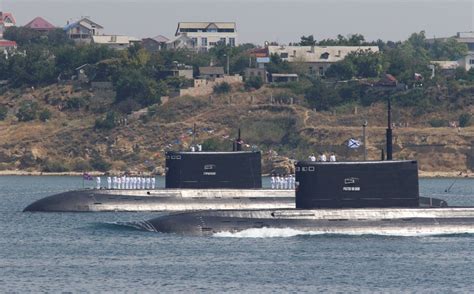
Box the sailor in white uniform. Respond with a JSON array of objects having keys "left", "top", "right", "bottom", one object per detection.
[
  {"left": 146, "top": 177, "right": 151, "bottom": 189},
  {"left": 329, "top": 154, "right": 336, "bottom": 162},
  {"left": 151, "top": 177, "right": 156, "bottom": 189},
  {"left": 271, "top": 175, "right": 276, "bottom": 189},
  {"left": 113, "top": 176, "right": 117, "bottom": 189},
  {"left": 96, "top": 176, "right": 101, "bottom": 189},
  {"left": 320, "top": 153, "right": 327, "bottom": 162},
  {"left": 289, "top": 175, "right": 295, "bottom": 189},
  {"left": 107, "top": 176, "right": 112, "bottom": 189}
]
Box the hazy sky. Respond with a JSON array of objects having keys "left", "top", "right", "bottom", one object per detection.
[{"left": 2, "top": 0, "right": 473, "bottom": 44}]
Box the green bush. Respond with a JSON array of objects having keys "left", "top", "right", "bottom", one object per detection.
[
  {"left": 428, "top": 119, "right": 447, "bottom": 128},
  {"left": 91, "top": 156, "right": 111, "bottom": 172},
  {"left": 459, "top": 113, "right": 472, "bottom": 127},
  {"left": 201, "top": 138, "right": 225, "bottom": 151},
  {"left": 0, "top": 105, "right": 8, "bottom": 120},
  {"left": 213, "top": 82, "right": 231, "bottom": 94},
  {"left": 16, "top": 101, "right": 39, "bottom": 121},
  {"left": 94, "top": 111, "right": 117, "bottom": 130},
  {"left": 65, "top": 96, "right": 87, "bottom": 110},
  {"left": 42, "top": 159, "right": 70, "bottom": 172},
  {"left": 72, "top": 159, "right": 92, "bottom": 172},
  {"left": 244, "top": 76, "right": 263, "bottom": 90},
  {"left": 39, "top": 109, "right": 51, "bottom": 122}
]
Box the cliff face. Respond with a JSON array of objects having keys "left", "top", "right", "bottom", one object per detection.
[{"left": 0, "top": 84, "right": 472, "bottom": 174}]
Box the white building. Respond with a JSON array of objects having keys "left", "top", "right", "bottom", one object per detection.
[
  {"left": 452, "top": 32, "right": 474, "bottom": 71},
  {"left": 92, "top": 35, "right": 140, "bottom": 50},
  {"left": 173, "top": 22, "right": 237, "bottom": 51},
  {"left": 267, "top": 45, "right": 379, "bottom": 76},
  {"left": 64, "top": 17, "right": 104, "bottom": 43}
]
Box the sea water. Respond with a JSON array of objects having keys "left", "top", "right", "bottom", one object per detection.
[{"left": 1, "top": 176, "right": 474, "bottom": 292}]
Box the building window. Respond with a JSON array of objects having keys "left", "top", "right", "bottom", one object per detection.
[
  {"left": 219, "top": 38, "right": 226, "bottom": 45},
  {"left": 191, "top": 37, "right": 198, "bottom": 46},
  {"left": 207, "top": 28, "right": 217, "bottom": 33},
  {"left": 319, "top": 67, "right": 324, "bottom": 76},
  {"left": 280, "top": 52, "right": 288, "bottom": 58},
  {"left": 229, "top": 37, "right": 235, "bottom": 47},
  {"left": 201, "top": 37, "right": 208, "bottom": 46},
  {"left": 320, "top": 52, "right": 329, "bottom": 59}
]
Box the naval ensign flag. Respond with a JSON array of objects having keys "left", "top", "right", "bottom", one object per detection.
[{"left": 348, "top": 138, "right": 361, "bottom": 149}]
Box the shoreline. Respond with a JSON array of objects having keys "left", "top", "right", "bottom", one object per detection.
[{"left": 0, "top": 170, "right": 472, "bottom": 178}]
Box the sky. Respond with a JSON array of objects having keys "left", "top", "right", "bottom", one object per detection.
[{"left": 2, "top": 0, "right": 473, "bottom": 44}]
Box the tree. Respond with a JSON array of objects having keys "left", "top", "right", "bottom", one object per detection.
[
  {"left": 346, "top": 50, "right": 383, "bottom": 78},
  {"left": 245, "top": 76, "right": 263, "bottom": 90},
  {"left": 299, "top": 35, "right": 317, "bottom": 46},
  {"left": 16, "top": 101, "right": 39, "bottom": 122},
  {"left": 114, "top": 68, "right": 164, "bottom": 109},
  {"left": 213, "top": 82, "right": 231, "bottom": 94},
  {"left": 325, "top": 61, "right": 355, "bottom": 80},
  {"left": 39, "top": 109, "right": 51, "bottom": 122},
  {"left": 429, "top": 38, "right": 468, "bottom": 60},
  {"left": 304, "top": 79, "right": 341, "bottom": 110},
  {"left": 0, "top": 105, "right": 8, "bottom": 120}
]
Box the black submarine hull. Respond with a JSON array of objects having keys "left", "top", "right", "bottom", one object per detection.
[
  {"left": 23, "top": 189, "right": 294, "bottom": 212},
  {"left": 143, "top": 208, "right": 474, "bottom": 236}
]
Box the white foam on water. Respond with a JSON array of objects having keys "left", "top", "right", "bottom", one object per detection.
[{"left": 213, "top": 226, "right": 474, "bottom": 238}]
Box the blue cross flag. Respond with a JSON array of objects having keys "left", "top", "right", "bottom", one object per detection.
[{"left": 348, "top": 138, "right": 361, "bottom": 149}]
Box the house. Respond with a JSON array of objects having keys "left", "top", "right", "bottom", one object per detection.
[
  {"left": 92, "top": 35, "right": 140, "bottom": 50},
  {"left": 167, "top": 34, "right": 195, "bottom": 50},
  {"left": 174, "top": 22, "right": 237, "bottom": 51},
  {"left": 451, "top": 32, "right": 474, "bottom": 71},
  {"left": 64, "top": 17, "right": 103, "bottom": 43},
  {"left": 142, "top": 35, "right": 169, "bottom": 52},
  {"left": 24, "top": 17, "right": 56, "bottom": 33},
  {"left": 0, "top": 12, "right": 16, "bottom": 38},
  {"left": 199, "top": 66, "right": 225, "bottom": 79},
  {"left": 270, "top": 73, "right": 299, "bottom": 83},
  {"left": 0, "top": 39, "right": 17, "bottom": 55},
  {"left": 244, "top": 68, "right": 268, "bottom": 83},
  {"left": 267, "top": 45, "right": 379, "bottom": 76},
  {"left": 426, "top": 31, "right": 474, "bottom": 71},
  {"left": 377, "top": 74, "right": 398, "bottom": 87},
  {"left": 429, "top": 61, "right": 460, "bottom": 78}
]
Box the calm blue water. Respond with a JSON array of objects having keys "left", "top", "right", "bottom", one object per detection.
[{"left": 1, "top": 176, "right": 474, "bottom": 292}]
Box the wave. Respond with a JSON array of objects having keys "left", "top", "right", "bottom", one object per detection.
[
  {"left": 93, "top": 221, "right": 159, "bottom": 232},
  {"left": 213, "top": 227, "right": 474, "bottom": 238}
]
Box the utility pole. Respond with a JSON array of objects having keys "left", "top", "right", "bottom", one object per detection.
[
  {"left": 362, "top": 120, "right": 368, "bottom": 161},
  {"left": 386, "top": 97, "right": 393, "bottom": 160},
  {"left": 224, "top": 53, "right": 230, "bottom": 75}
]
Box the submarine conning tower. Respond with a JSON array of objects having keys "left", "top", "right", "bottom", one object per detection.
[
  {"left": 165, "top": 151, "right": 262, "bottom": 189},
  {"left": 295, "top": 160, "right": 420, "bottom": 209}
]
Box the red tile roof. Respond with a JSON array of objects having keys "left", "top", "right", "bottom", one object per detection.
[
  {"left": 0, "top": 40, "right": 17, "bottom": 47},
  {"left": 24, "top": 17, "right": 56, "bottom": 30},
  {"left": 2, "top": 12, "right": 16, "bottom": 25}
]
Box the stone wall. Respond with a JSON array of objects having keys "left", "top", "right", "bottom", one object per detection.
[{"left": 179, "top": 75, "right": 243, "bottom": 97}]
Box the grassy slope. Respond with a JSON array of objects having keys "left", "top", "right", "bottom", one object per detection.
[{"left": 0, "top": 84, "right": 472, "bottom": 174}]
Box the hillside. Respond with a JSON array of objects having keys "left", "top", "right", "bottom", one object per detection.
[{"left": 0, "top": 84, "right": 473, "bottom": 176}]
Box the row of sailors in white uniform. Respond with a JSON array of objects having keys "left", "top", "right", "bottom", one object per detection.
[
  {"left": 271, "top": 175, "right": 295, "bottom": 189},
  {"left": 96, "top": 176, "right": 156, "bottom": 190},
  {"left": 308, "top": 154, "right": 336, "bottom": 162}
]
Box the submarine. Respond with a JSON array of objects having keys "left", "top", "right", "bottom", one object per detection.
[
  {"left": 23, "top": 131, "right": 294, "bottom": 212},
  {"left": 141, "top": 100, "right": 474, "bottom": 236}
]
